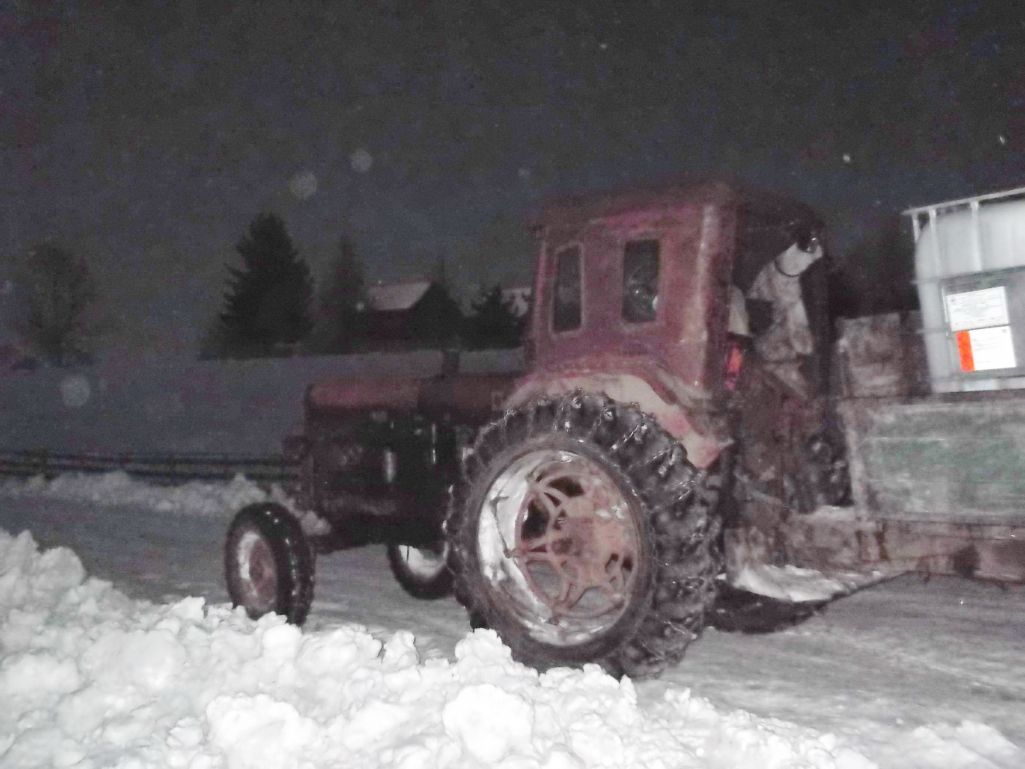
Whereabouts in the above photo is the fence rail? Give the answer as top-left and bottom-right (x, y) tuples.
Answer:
(0, 449), (299, 485)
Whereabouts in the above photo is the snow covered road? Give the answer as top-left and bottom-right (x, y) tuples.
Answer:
(1, 474), (1023, 768)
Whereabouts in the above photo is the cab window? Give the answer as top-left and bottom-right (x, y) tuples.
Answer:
(552, 246), (582, 332)
(622, 239), (660, 323)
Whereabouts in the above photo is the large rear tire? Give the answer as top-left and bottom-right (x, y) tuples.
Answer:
(446, 391), (720, 678)
(225, 503), (314, 625)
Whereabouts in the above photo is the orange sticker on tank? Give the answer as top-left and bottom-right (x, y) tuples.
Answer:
(956, 330), (975, 372)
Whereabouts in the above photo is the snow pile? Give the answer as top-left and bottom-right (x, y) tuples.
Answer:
(4, 529), (1021, 769)
(1, 530), (1022, 768)
(0, 529), (877, 769)
(0, 471), (280, 517)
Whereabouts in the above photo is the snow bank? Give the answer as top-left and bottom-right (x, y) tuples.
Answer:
(2, 530), (1019, 769)
(0, 472), (333, 536)
(0, 471), (277, 517)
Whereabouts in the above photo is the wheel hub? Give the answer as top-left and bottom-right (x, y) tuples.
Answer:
(479, 450), (641, 645)
(237, 530), (278, 614)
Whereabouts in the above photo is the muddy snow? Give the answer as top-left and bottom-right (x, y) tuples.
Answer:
(1, 474), (1023, 768)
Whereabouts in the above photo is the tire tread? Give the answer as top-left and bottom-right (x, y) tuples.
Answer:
(224, 503), (315, 626)
(446, 390), (723, 679)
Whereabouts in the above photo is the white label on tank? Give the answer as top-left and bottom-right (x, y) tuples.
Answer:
(968, 325), (1016, 370)
(945, 286), (1009, 330)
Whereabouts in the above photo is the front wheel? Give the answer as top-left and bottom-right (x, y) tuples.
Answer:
(386, 541), (453, 599)
(225, 503), (315, 625)
(446, 391), (720, 678)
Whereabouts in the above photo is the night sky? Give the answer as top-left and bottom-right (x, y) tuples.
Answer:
(4, 1), (1025, 355)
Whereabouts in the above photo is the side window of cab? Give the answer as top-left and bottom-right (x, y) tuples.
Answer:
(622, 239), (660, 323)
(552, 245), (582, 332)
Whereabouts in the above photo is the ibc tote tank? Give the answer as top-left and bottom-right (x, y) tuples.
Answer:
(909, 188), (1025, 393)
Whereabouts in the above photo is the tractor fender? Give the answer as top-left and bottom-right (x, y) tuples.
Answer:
(504, 369), (731, 469)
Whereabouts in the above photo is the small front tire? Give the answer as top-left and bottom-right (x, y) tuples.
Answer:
(225, 503), (315, 625)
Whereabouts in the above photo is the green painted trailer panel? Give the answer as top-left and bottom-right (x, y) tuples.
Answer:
(841, 394), (1025, 524)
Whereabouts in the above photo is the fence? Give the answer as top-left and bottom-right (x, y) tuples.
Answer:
(0, 348), (525, 486)
(0, 449), (299, 485)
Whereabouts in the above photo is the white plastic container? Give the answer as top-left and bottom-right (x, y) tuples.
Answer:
(908, 188), (1025, 393)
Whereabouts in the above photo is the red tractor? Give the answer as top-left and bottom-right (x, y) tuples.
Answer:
(224, 180), (847, 678)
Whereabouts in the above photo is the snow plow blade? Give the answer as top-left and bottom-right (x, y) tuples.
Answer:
(708, 584), (827, 633)
(711, 562), (890, 633)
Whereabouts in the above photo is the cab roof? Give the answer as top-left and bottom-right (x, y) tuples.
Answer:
(534, 179), (820, 232)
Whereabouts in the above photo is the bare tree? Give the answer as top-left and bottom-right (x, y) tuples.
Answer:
(17, 243), (96, 365)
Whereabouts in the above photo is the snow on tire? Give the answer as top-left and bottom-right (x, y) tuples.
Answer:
(386, 541), (453, 599)
(446, 391), (720, 678)
(225, 502), (314, 625)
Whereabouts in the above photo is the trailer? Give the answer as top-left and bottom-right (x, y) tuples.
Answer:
(783, 188), (1025, 586)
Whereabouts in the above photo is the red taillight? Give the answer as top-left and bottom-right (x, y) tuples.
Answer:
(724, 336), (746, 391)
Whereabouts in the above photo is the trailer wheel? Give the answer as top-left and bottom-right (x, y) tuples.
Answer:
(225, 503), (314, 625)
(386, 541), (453, 599)
(446, 391), (719, 678)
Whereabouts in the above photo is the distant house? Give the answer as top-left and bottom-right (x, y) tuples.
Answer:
(363, 280), (462, 349)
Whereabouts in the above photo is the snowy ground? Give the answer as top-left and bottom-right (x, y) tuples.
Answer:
(1, 474), (1023, 768)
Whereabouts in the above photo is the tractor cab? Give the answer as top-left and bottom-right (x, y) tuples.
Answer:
(519, 181), (831, 471)
(528, 181), (828, 396)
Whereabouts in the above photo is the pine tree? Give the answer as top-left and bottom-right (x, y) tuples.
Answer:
(411, 281), (463, 349)
(464, 284), (525, 349)
(431, 254), (450, 292)
(219, 213), (313, 356)
(310, 236), (368, 353)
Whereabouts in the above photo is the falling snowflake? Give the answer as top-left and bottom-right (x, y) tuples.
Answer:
(289, 170), (318, 200)
(999, 135), (1008, 146)
(350, 147), (373, 173)
(842, 153), (852, 164)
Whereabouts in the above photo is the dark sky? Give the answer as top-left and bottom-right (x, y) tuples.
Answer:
(4, 1), (1025, 354)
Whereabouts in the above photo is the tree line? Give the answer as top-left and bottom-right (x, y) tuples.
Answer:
(203, 212), (525, 358)
(3, 212), (525, 367)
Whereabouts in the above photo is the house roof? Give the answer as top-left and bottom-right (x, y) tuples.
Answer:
(366, 281), (432, 312)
